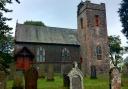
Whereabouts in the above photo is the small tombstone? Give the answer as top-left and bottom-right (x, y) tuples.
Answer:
(63, 74), (70, 88)
(37, 64), (45, 78)
(109, 67), (121, 89)
(68, 62), (84, 89)
(0, 71), (6, 89)
(12, 70), (24, 89)
(25, 66), (38, 89)
(47, 64), (54, 81)
(90, 65), (97, 79)
(62, 64), (72, 87)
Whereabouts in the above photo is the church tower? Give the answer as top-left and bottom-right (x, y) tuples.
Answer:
(77, 1), (109, 75)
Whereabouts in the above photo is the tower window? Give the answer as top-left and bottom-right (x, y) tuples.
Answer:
(80, 18), (83, 29)
(96, 45), (102, 60)
(62, 48), (70, 61)
(36, 47), (45, 62)
(95, 15), (100, 27)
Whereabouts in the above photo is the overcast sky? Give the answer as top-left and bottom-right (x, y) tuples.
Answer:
(5, 0), (127, 46)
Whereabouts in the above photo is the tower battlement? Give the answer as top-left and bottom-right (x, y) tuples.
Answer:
(78, 1), (105, 15)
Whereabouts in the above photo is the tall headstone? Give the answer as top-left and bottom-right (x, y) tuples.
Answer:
(25, 67), (38, 89)
(90, 65), (97, 79)
(37, 64), (45, 78)
(68, 62), (84, 89)
(109, 67), (121, 89)
(0, 71), (6, 89)
(47, 64), (54, 81)
(8, 63), (16, 80)
(12, 71), (24, 89)
(63, 74), (70, 88)
(62, 64), (72, 87)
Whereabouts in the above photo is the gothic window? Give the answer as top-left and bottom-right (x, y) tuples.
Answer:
(95, 15), (100, 27)
(36, 47), (45, 62)
(62, 48), (70, 61)
(80, 18), (83, 29)
(96, 45), (102, 60)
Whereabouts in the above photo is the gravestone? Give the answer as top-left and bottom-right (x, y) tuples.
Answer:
(47, 64), (54, 81)
(63, 74), (70, 88)
(37, 64), (45, 78)
(90, 65), (97, 79)
(0, 71), (6, 89)
(8, 63), (16, 80)
(68, 62), (84, 89)
(62, 64), (72, 87)
(25, 67), (38, 89)
(109, 67), (121, 89)
(12, 70), (24, 89)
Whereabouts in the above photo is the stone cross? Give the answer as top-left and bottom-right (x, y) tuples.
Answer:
(110, 67), (121, 89)
(74, 61), (78, 68)
(68, 62), (84, 89)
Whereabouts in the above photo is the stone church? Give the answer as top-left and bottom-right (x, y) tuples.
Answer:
(14, 1), (109, 76)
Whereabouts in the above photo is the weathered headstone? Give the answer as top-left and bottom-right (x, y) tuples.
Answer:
(8, 63), (16, 80)
(25, 67), (38, 89)
(37, 64), (45, 78)
(68, 62), (84, 89)
(12, 70), (24, 89)
(109, 67), (121, 89)
(63, 74), (70, 88)
(0, 71), (6, 89)
(62, 64), (72, 87)
(47, 64), (54, 81)
(90, 65), (97, 79)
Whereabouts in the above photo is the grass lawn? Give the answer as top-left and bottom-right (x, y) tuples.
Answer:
(6, 74), (128, 89)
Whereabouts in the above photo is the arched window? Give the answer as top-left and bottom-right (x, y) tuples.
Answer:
(62, 48), (70, 61)
(36, 47), (45, 62)
(96, 45), (102, 60)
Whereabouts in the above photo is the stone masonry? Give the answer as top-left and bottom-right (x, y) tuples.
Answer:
(77, 1), (109, 75)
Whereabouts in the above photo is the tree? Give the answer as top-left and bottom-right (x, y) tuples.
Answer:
(118, 0), (128, 39)
(108, 35), (124, 67)
(0, 0), (20, 73)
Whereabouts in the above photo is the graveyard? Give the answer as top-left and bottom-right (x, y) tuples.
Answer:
(6, 74), (128, 89)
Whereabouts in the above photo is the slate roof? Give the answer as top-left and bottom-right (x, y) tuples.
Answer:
(15, 24), (79, 45)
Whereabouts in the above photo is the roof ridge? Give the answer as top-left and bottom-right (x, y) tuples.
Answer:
(17, 23), (76, 31)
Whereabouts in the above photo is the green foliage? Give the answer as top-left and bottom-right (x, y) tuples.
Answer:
(108, 35), (124, 67)
(124, 57), (128, 65)
(0, 35), (14, 54)
(24, 21), (45, 26)
(0, 51), (13, 63)
(118, 0), (128, 39)
(0, 0), (19, 73)
(0, 51), (12, 74)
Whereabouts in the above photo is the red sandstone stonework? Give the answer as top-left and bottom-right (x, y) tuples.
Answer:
(77, 1), (109, 75)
